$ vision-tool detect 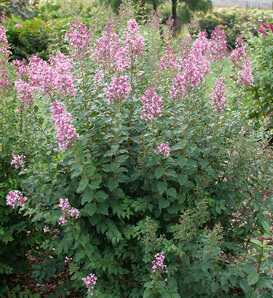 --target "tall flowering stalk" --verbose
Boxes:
[209,77,227,112]
[51,101,79,151]
[58,198,79,225]
[140,87,162,122]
